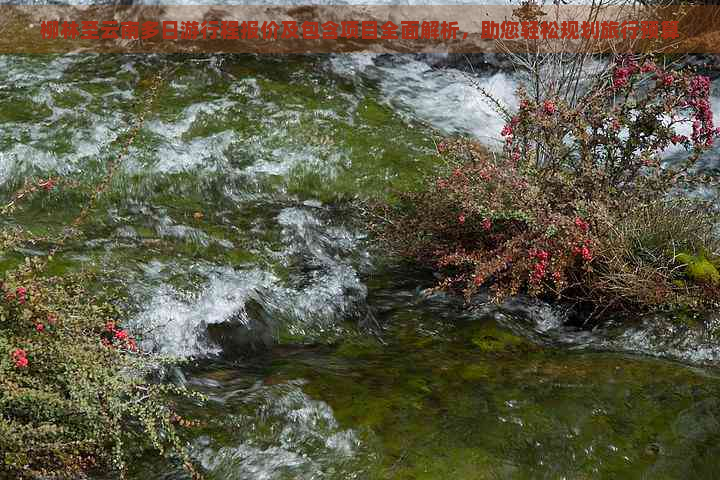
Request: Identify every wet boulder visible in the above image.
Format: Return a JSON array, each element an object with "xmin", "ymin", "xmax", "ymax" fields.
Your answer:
[
  {"xmin": 420, "ymin": 52, "xmax": 516, "ymax": 74},
  {"xmin": 206, "ymin": 298, "xmax": 275, "ymax": 358}
]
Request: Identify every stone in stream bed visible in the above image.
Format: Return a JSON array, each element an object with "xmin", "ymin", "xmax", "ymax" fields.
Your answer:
[
  {"xmin": 459, "ymin": 364, "xmax": 491, "ymax": 381},
  {"xmin": 470, "ymin": 323, "xmax": 531, "ymax": 353},
  {"xmin": 205, "ymin": 298, "xmax": 275, "ymax": 357}
]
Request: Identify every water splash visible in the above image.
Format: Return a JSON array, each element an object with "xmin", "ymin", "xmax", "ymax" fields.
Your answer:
[{"xmin": 192, "ymin": 380, "xmax": 366, "ymax": 480}]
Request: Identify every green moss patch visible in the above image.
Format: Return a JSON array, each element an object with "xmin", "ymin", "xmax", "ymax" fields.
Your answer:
[{"xmin": 677, "ymin": 253, "xmax": 720, "ymax": 286}]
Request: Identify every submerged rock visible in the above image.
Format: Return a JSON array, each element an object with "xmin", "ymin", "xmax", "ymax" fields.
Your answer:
[
  {"xmin": 206, "ymin": 298, "xmax": 275, "ymax": 357},
  {"xmin": 418, "ymin": 52, "xmax": 516, "ymax": 74},
  {"xmin": 596, "ymin": 311, "xmax": 720, "ymax": 366},
  {"xmin": 470, "ymin": 323, "xmax": 527, "ymax": 353},
  {"xmin": 462, "ymin": 289, "xmax": 720, "ymax": 366}
]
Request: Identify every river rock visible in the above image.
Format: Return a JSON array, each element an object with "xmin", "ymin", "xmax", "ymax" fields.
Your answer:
[
  {"xmin": 418, "ymin": 52, "xmax": 516, "ymax": 74},
  {"xmin": 206, "ymin": 298, "xmax": 275, "ymax": 357}
]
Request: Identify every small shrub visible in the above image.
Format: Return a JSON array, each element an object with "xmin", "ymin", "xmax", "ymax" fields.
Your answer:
[
  {"xmin": 0, "ymin": 177, "xmax": 204, "ymax": 479},
  {"xmin": 372, "ymin": 56, "xmax": 720, "ymax": 317},
  {"xmin": 502, "ymin": 56, "xmax": 719, "ymax": 199},
  {"xmin": 0, "ymin": 258, "xmax": 203, "ymax": 479},
  {"xmin": 371, "ymin": 139, "xmax": 597, "ymax": 302}
]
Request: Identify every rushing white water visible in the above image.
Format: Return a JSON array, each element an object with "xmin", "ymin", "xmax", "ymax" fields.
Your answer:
[
  {"xmin": 3, "ymin": 50, "xmax": 720, "ymax": 363},
  {"xmin": 329, "ymin": 53, "xmax": 518, "ymax": 147},
  {"xmin": 4, "ymin": 0, "xmax": 720, "ymax": 475},
  {"xmin": 127, "ymin": 204, "xmax": 367, "ymax": 357},
  {"xmin": 1, "ymin": 45, "xmax": 720, "ymax": 366},
  {"xmin": 192, "ymin": 380, "xmax": 365, "ymax": 480},
  {"xmin": 129, "ymin": 265, "xmax": 276, "ymax": 357}
]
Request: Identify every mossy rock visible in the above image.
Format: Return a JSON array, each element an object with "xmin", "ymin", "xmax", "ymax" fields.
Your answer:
[
  {"xmin": 671, "ymin": 308, "xmax": 701, "ymax": 327},
  {"xmin": 676, "ymin": 253, "xmax": 720, "ymax": 286},
  {"xmin": 460, "ymin": 364, "xmax": 490, "ymax": 381},
  {"xmin": 470, "ymin": 324, "xmax": 526, "ymax": 353}
]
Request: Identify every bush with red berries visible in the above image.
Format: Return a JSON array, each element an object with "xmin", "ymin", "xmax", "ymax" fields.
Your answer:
[
  {"xmin": 503, "ymin": 56, "xmax": 719, "ymax": 201},
  {"xmin": 0, "ymin": 184, "xmax": 204, "ymax": 479},
  {"xmin": 372, "ymin": 56, "xmax": 720, "ymax": 317},
  {"xmin": 0, "ymin": 70, "xmax": 205, "ymax": 479}
]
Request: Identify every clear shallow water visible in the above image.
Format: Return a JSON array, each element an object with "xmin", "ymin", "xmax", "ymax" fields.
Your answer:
[
  {"xmin": 2, "ymin": 53, "xmax": 720, "ymax": 479},
  {"xmin": 131, "ymin": 286, "xmax": 720, "ymax": 479}
]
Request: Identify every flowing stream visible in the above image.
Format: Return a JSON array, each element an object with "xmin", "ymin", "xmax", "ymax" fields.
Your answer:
[{"xmin": 3, "ymin": 51, "xmax": 720, "ymax": 478}]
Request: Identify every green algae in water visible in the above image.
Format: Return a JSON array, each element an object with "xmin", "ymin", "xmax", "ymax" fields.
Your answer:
[
  {"xmin": 167, "ymin": 311, "xmax": 720, "ymax": 480},
  {"xmin": 460, "ymin": 364, "xmax": 490, "ymax": 381},
  {"xmin": 150, "ymin": 312, "xmax": 720, "ymax": 480},
  {"xmin": 335, "ymin": 337, "xmax": 385, "ymax": 359},
  {"xmin": 469, "ymin": 323, "xmax": 527, "ymax": 353},
  {"xmin": 0, "ymin": 95, "xmax": 53, "ymax": 123}
]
